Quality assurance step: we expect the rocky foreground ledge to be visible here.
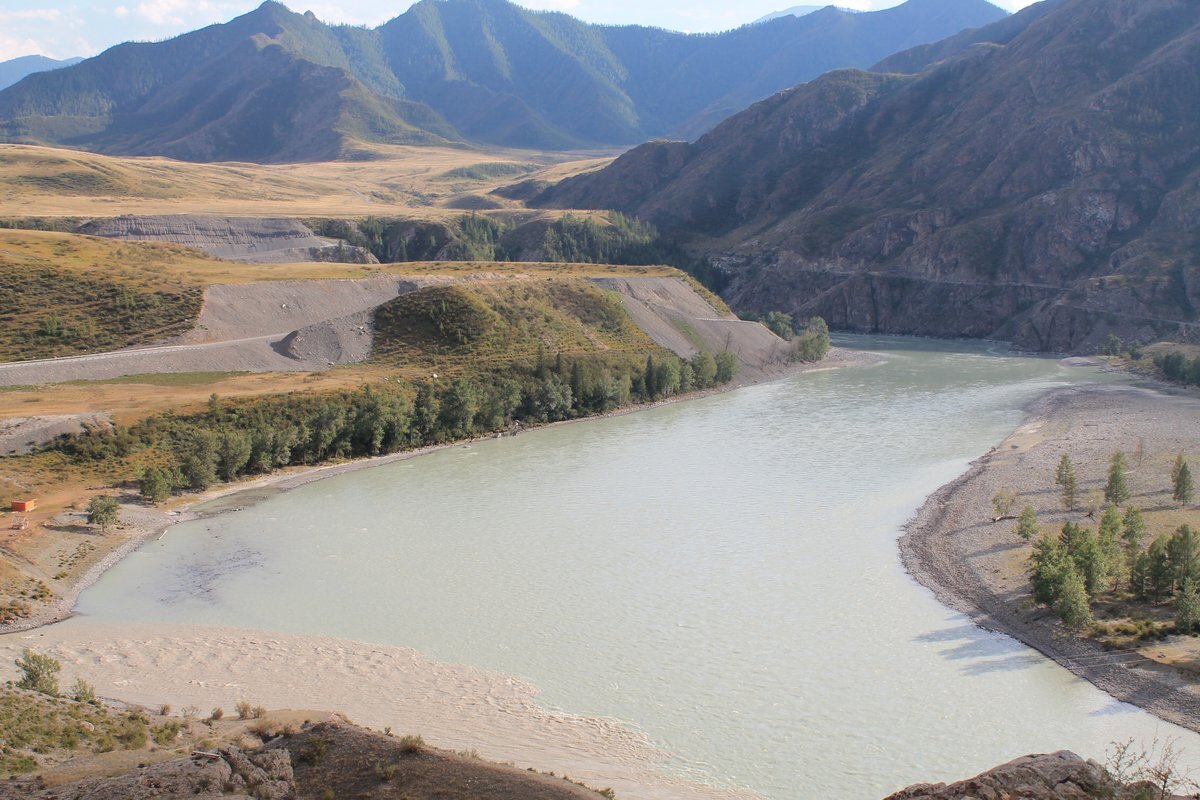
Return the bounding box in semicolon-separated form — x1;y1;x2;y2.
2;725;1171;800
886;751;1171;799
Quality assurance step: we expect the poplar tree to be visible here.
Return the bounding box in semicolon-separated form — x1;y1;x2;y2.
1055;454;1077;511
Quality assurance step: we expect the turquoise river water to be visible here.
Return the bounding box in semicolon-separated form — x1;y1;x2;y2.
75;337;1200;798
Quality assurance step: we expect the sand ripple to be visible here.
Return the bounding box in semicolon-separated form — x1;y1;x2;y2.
1;618;756;800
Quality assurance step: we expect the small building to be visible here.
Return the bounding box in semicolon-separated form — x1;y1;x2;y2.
11;499;37;513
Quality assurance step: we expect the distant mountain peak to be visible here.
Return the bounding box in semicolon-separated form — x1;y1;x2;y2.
0;0;1008;161
753;6;850;25
535;0;1200;354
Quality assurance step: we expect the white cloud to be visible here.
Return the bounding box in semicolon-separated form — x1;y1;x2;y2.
114;5;130;16
519;0;582;10
133;0;227;26
0;32;55;60
9;9;63;21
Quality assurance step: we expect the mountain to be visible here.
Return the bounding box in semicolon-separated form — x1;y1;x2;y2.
754;6;845;24
0;55;82;91
0;0;1007;162
535;0;1200;353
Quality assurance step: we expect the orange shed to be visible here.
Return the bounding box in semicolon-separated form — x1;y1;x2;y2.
11;499;37;513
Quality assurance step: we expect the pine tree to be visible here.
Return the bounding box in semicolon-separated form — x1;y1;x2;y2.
1105;450;1130;506
1122;507;1147;589
1030;534;1070;606
1058;566;1093;632
1055;454;1077;511
1174;459;1194;506
1097;503;1124;591
1177;578;1200;634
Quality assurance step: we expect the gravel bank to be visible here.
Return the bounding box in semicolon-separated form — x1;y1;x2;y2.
900;383;1200;733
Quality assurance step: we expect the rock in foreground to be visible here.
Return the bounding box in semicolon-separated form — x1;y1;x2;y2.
886;751;1162;799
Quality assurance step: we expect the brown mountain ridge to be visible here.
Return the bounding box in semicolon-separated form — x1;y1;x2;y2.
535;0;1200;353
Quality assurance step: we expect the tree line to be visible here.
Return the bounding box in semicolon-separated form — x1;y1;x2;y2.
57;350;740;503
306;212;731;294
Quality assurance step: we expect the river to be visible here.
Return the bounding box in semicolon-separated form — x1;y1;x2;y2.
73;337;1200;798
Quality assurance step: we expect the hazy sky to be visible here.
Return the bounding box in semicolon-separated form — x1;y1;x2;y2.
3;0;1041;61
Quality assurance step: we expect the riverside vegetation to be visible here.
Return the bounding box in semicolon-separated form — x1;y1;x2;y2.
1019;449;1200;643
0;238;830;624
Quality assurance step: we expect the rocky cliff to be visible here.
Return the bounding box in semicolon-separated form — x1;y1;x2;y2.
537;0;1200;353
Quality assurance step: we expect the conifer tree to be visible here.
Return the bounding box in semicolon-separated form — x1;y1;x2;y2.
1175;459;1194;506
1177;578;1200;634
1058;566;1093;631
1055;454;1077;511
1105;450;1130;505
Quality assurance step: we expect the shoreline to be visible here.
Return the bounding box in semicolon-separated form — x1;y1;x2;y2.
4;346;876;636
899;382;1200;734
3;346;875;635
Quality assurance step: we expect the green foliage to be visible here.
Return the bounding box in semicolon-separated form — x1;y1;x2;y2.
0;686;151;775
1154;350;1200;386
15;649;60;695
1055;454;1077;511
1061;522;1108;600
1098;504;1125;591
86;495;119;531
1058;566;1093;631
151;720;180;745
761;311;795;340
1016;505;1039;541
309;212;731;295
1174;458;1193;505
792;317;831;362
1030;533;1070;606
1101;334;1123;356
0;264;202;361
139;465;174;504
1105;451;1130;506
71;679;96;705
991;488;1015;518
715;351;738;384
1177;579;1200;634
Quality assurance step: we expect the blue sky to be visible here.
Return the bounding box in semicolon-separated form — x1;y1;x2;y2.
3;0;1040;61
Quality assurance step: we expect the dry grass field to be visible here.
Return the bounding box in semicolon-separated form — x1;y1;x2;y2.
0;143;614;218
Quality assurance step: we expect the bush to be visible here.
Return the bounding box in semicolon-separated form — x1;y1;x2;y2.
235;701;253;720
152;721;180;745
71;678;96;705
15;649;60;696
398;734;424;754
210;707;224;721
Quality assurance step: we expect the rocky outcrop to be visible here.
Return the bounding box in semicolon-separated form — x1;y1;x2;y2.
885;751;1158;800
538;0;1200;353
2;747;297;800
78;215;378;264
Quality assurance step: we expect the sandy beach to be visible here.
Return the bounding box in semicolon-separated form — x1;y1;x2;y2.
900;382;1200;733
